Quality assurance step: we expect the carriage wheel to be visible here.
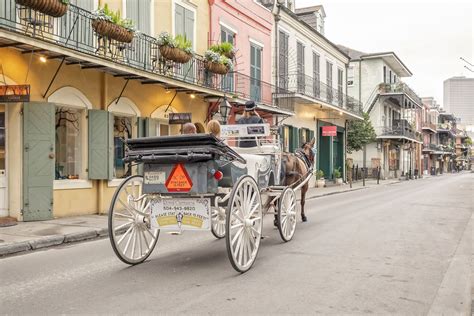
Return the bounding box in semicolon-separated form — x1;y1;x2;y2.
225;176;263;273
211;206;226;239
277;187;297;242
108;175;159;265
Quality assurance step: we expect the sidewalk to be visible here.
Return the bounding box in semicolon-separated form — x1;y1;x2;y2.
0;177;420;257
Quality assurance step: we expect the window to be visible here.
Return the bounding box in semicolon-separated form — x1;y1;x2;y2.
126;0;152;35
347;66;354;86
55;107;83;180
221;27;235;91
278;31;289;90
175;3;194;46
326;61;333;102
250;44;262;101
337;68;343;106
296;42;305;93
312;52;320;97
389;70;392;84
113;116;133;179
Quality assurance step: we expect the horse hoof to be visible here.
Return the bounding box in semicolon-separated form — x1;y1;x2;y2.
302;215;307;222
273;219;278;227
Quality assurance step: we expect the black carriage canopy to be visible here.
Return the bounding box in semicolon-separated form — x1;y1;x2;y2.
125;134;246;164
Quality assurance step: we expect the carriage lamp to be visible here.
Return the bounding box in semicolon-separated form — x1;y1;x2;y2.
219;98;232;124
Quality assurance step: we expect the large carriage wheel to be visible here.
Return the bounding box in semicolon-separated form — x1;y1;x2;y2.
108;175;159;265
211;206;226;239
225;176;263;273
277;187;297;242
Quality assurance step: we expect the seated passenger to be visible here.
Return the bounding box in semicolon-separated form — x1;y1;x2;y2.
237;101;264;148
207;119;221;139
181;122;197;134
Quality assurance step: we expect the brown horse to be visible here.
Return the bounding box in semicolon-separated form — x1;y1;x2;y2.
280;138;315;222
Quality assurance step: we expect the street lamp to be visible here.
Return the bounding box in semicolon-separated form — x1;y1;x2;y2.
219;97;232;124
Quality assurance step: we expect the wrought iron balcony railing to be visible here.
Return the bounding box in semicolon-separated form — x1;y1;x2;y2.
0;1;294;111
378;119;422;142
422;121;436;131
378;82;423;106
277;73;363;116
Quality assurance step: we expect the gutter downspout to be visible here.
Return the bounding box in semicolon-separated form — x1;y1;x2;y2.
273;3;281;125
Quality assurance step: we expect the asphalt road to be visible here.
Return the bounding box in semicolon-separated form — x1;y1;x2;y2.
1;173;472;315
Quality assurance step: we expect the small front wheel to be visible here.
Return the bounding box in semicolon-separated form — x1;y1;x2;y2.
225;176;263;273
277;187;297;242
211;206;226;239
108;175;159;265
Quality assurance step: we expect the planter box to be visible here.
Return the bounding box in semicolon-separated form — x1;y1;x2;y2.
316;179;325;188
335;178;343;185
16;0;68;17
205;61;230;75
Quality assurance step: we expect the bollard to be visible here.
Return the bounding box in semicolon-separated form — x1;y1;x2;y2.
377;166;380;184
362;167;366;186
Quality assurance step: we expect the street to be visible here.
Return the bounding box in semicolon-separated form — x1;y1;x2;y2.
1;173;472;314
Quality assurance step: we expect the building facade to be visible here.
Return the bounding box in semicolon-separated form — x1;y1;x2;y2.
263;2;363;182
443;76;474;135
0;0;290;221
340;46;423;179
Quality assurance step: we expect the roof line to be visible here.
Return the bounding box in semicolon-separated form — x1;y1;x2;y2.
359;51;413;76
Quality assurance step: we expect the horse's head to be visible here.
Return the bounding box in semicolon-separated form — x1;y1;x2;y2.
301;137;316;164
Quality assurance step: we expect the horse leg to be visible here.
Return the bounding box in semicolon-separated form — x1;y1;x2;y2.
301;184;308;222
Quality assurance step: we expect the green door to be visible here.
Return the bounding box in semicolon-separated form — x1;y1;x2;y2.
318;128;330;178
23;102;55;221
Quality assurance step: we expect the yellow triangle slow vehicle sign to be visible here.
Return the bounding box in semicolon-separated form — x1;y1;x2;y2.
165;164;193;192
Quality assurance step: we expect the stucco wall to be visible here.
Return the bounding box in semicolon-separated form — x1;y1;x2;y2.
2;48;209;219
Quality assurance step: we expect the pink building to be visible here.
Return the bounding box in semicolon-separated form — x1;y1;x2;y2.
208;0;275;122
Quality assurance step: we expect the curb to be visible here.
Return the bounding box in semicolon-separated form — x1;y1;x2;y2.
0;229;110;258
304;186;368;201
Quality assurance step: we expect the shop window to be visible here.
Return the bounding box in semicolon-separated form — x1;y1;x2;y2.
55;107;83;180
113;116;133;179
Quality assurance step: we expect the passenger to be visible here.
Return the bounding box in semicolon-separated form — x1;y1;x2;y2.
207;119;221;139
182;122;197;134
237;100;264;148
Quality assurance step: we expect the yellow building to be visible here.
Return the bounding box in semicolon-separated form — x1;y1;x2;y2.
0;0;254;221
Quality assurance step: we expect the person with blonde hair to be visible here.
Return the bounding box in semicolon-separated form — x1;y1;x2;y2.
207;119;221;138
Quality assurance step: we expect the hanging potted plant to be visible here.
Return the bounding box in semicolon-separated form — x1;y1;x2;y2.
333;167;343;185
314;169;325;188
16;0;69;18
157;32;193;64
204;51;233;75
92;4;135;43
209;42;236;60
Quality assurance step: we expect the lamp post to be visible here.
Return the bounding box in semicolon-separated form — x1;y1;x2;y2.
219;97;232;125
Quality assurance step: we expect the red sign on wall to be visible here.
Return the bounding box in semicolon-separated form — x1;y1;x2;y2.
322;126;337;137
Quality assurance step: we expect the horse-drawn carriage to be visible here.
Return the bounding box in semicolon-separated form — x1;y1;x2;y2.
108;124;313;272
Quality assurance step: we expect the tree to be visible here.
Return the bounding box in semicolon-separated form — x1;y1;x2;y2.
347;112;376;153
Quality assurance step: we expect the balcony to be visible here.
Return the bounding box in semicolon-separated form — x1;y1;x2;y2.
378;82;422;107
436;123;456;137
378;119;422;143
0;1;294;113
276;73;363;118
422;121;437;133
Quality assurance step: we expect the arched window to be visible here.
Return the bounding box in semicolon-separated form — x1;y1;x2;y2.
108;97;140;179
48;87;92;185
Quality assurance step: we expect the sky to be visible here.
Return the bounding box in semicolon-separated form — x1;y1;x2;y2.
297;0;474;105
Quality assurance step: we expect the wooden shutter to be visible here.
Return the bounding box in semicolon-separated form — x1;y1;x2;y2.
278;31;289;90
309;130;315;143
289;126;299;153
139;0;151;35
175;4;185;37
184;7;194;46
146;118;157;137
88;110;113;180
23;102;55;221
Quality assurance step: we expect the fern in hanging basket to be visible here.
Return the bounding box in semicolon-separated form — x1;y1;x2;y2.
204;51;233;75
91;4;135;43
157;32;193;64
16;0;69;17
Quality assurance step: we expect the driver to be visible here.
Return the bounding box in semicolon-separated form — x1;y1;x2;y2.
237;100;264;148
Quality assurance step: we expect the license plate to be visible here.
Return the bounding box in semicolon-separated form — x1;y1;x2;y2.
144;171;166;184
150;198;211;231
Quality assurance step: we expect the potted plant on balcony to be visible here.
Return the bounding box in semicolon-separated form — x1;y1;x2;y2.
204;50;233;75
314;169;325;188
333;167;343;185
209;42;236;60
16;0;69;17
92;4;135;43
157;32;193;64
